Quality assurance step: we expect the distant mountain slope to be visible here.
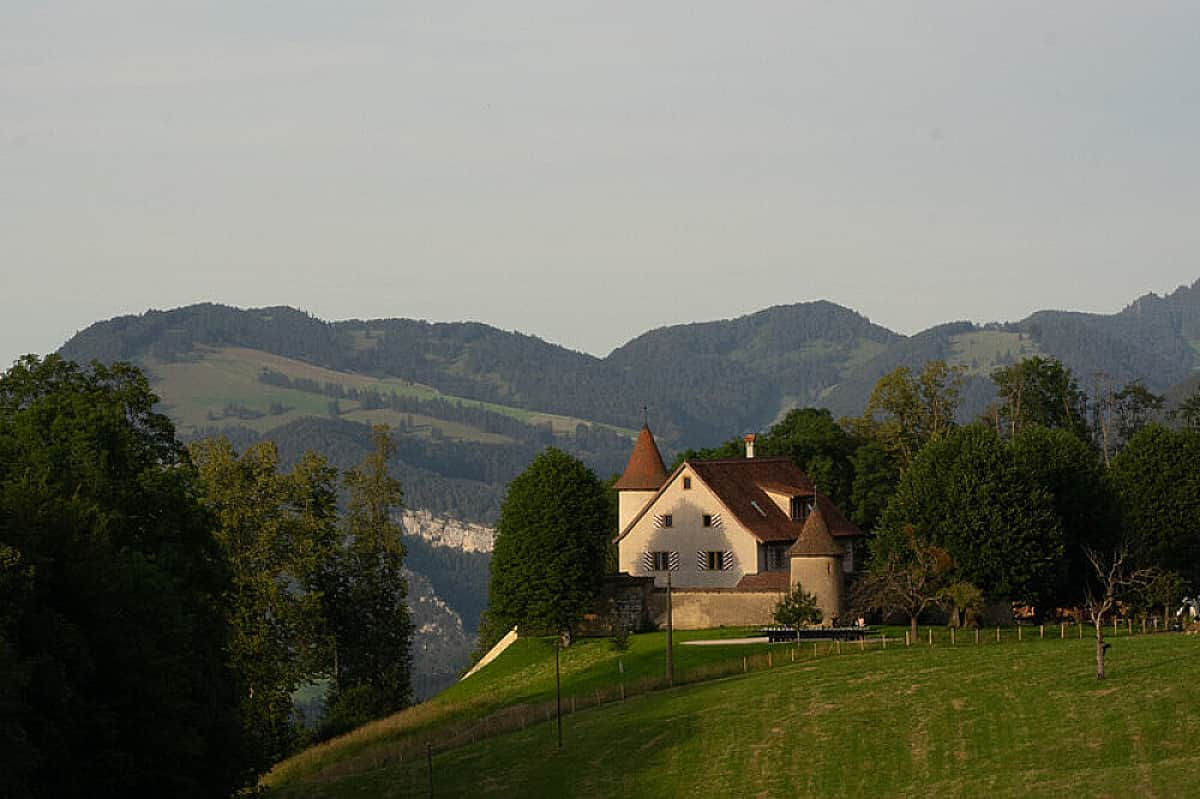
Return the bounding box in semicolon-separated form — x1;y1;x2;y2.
61;281;1200;445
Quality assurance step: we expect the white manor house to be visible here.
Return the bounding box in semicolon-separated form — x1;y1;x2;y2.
612;426;863;628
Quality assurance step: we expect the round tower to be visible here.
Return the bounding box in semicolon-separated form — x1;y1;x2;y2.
613;424;668;533
786;503;845;625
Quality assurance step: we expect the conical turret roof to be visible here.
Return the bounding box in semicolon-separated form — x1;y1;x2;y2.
787;504;845;558
613;425;668;491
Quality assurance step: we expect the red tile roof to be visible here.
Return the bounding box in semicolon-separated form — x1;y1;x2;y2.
613;425;669;491
614;455;863;544
735;571;790;591
786;504;845;557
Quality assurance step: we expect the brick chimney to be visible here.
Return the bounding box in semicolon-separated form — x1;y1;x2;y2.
744;433;756;459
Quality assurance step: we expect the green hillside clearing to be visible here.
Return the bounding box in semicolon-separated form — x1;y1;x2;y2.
948;331;1041;376
268;630;1200;798
144;346;634;441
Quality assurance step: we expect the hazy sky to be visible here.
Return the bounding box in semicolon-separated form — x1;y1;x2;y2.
3;2;1200;369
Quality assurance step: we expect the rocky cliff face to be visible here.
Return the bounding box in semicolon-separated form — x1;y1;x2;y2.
402;509;495;553
405;568;475;700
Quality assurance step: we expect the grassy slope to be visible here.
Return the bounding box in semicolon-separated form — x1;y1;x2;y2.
270;631;1200;798
145;346;634;441
266;627;774;787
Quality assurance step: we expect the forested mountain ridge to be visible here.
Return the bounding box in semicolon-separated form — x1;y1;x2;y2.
60;281;1200;444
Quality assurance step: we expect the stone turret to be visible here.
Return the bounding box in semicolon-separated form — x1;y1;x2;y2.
787;504;844;625
614;424;668;533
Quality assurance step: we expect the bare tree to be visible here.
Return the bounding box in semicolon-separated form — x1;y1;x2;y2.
855;529;954;640
1083;547;1155;679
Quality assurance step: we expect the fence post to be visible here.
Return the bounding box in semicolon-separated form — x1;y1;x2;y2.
1078;623;1082;639
836;640;841;655
951;627;955;646
620;683;625;702
905;630;910;647
791;648;795;662
1018;625;1022;642
743;656;747;673
975;628;979;645
426;742;433;799
996;626;1000;643
1128;618;1133;635
768;651;772;668
1061;623;1065;639
860;636;865;652
1040;624;1044;640
928;628;933;646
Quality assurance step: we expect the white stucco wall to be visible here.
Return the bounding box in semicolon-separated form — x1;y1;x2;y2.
618;488;657;534
617;464;760;589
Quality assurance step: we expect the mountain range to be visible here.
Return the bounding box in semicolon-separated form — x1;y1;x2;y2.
55;280;1200;696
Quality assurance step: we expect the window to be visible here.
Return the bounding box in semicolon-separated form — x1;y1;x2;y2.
643;551;677;571
702;513;713;527
698;550;733;571
765;544;788;571
663;514;673;528
683;476;692;490
791;496;814;522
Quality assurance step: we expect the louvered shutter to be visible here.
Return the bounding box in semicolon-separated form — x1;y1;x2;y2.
642;551;655;572
668;551;679;571
721;551;734;571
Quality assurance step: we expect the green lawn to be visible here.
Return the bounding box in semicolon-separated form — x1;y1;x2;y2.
268;631;1200;798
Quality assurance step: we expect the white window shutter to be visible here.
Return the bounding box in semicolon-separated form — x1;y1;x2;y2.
721;551;734;571
642;551;654;572
669;551;679;571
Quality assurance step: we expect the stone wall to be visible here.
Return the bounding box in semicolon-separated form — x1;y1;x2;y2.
648;589;786;630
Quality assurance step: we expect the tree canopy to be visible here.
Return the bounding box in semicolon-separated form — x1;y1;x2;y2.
481;448;614;648
876;425;1063;604
1108;424;1200;588
0;356;246;797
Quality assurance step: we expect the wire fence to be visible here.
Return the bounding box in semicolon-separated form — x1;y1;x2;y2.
302;615;1177;793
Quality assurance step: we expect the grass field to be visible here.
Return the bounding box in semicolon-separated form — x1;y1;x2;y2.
143;346;634;441
266;628;1200;798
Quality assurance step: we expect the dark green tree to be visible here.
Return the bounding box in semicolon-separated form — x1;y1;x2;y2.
0;356;246;797
773;582;822;632
992;356;1088;439
321;425;413;737
1010;426;1119;608
1108;424;1200;588
759;408;859;512
481;448;614;649
189;436;340;772
875;425;1063;605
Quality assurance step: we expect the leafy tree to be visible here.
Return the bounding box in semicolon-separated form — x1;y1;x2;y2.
1009;426;1119;609
1108;424;1200;588
848;440;899;532
0;356;246;797
875;425;1063;605
759;408;860;511
482;448;614;649
1175;386;1200;432
773;582;822;632
938;580;984;628
321;425;413;737
189;436;340;772
849;360;965;471
853;528;954;640
992;356;1087;439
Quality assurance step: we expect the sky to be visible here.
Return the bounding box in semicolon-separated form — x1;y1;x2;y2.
3;2;1200;369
